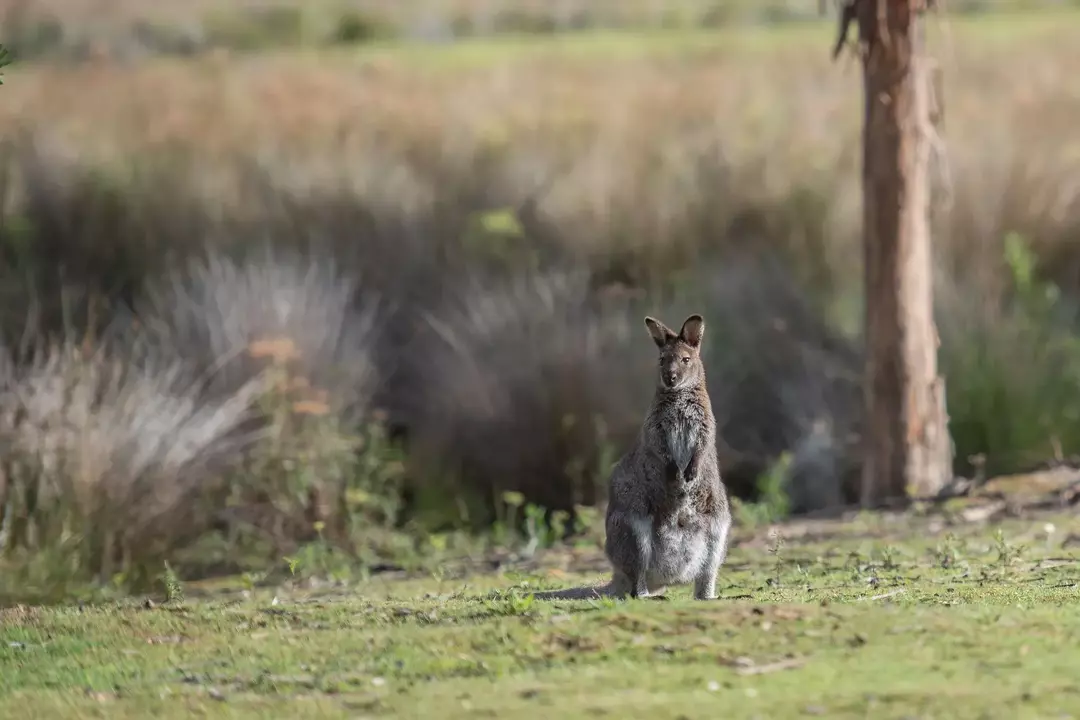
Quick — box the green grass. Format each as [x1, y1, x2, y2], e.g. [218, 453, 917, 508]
[101, 7, 1077, 75]
[321, 8, 1079, 62]
[4, 509, 1080, 719]
[9, 1, 1076, 63]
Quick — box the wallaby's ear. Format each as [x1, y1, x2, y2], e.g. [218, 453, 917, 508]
[679, 314, 705, 349]
[644, 316, 676, 348]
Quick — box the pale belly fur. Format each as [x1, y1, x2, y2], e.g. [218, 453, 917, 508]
[645, 512, 709, 587]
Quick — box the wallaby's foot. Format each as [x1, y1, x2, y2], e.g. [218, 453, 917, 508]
[606, 512, 653, 600]
[631, 574, 651, 599]
[692, 567, 717, 599]
[692, 583, 717, 601]
[630, 584, 669, 600]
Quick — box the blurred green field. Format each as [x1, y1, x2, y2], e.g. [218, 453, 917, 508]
[4, 0, 1077, 60]
[272, 8, 1078, 71]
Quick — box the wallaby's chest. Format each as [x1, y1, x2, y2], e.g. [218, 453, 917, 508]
[657, 403, 706, 471]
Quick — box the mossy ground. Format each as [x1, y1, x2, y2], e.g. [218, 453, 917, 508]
[4, 506, 1080, 719]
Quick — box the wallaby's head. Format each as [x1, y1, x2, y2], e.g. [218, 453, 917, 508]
[644, 314, 706, 392]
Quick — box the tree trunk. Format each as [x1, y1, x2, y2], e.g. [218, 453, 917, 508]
[852, 0, 952, 506]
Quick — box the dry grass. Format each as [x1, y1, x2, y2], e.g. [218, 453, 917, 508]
[132, 249, 385, 423]
[3, 15, 1076, 287]
[403, 268, 647, 523]
[0, 340, 263, 594]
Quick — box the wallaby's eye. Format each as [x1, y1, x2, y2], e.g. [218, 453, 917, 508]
[682, 357, 691, 365]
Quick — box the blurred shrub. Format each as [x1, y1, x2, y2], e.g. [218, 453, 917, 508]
[127, 20, 206, 58]
[0, 341, 260, 599]
[203, 6, 308, 51]
[940, 233, 1080, 479]
[403, 268, 645, 527]
[216, 343, 406, 567]
[0, 246, 410, 602]
[131, 248, 398, 561]
[330, 9, 394, 45]
[667, 256, 862, 509]
[0, 140, 211, 341]
[132, 248, 384, 422]
[0, 4, 66, 60]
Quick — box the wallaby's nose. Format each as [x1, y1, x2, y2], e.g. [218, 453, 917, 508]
[663, 371, 676, 386]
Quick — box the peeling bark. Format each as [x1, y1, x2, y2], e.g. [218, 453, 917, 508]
[836, 0, 952, 505]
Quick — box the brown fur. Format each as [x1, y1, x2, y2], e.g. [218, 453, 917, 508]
[534, 314, 732, 602]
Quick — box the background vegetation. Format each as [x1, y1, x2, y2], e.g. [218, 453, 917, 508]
[1, 2, 1079, 603]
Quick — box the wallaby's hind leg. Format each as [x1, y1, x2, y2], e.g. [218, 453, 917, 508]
[606, 511, 653, 598]
[609, 570, 632, 598]
[693, 518, 731, 600]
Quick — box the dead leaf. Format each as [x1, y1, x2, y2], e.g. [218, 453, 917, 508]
[960, 501, 1007, 523]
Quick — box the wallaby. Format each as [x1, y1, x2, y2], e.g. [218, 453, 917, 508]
[534, 314, 732, 601]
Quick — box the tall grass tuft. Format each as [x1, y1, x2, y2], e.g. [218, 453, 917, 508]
[405, 268, 648, 526]
[0, 341, 261, 599]
[132, 248, 385, 424]
[126, 248, 402, 562]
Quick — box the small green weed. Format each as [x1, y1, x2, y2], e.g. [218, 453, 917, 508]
[0, 44, 11, 85]
[161, 561, 185, 605]
[992, 528, 1025, 576]
[484, 588, 537, 616]
[932, 532, 965, 570]
[766, 528, 786, 587]
[733, 452, 793, 528]
[878, 544, 900, 573]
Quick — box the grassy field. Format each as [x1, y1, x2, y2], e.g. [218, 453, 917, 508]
[4, 502, 1080, 719]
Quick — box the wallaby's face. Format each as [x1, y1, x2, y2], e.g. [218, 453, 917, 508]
[644, 314, 706, 391]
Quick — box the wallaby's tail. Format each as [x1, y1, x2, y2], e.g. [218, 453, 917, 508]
[531, 582, 617, 601]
